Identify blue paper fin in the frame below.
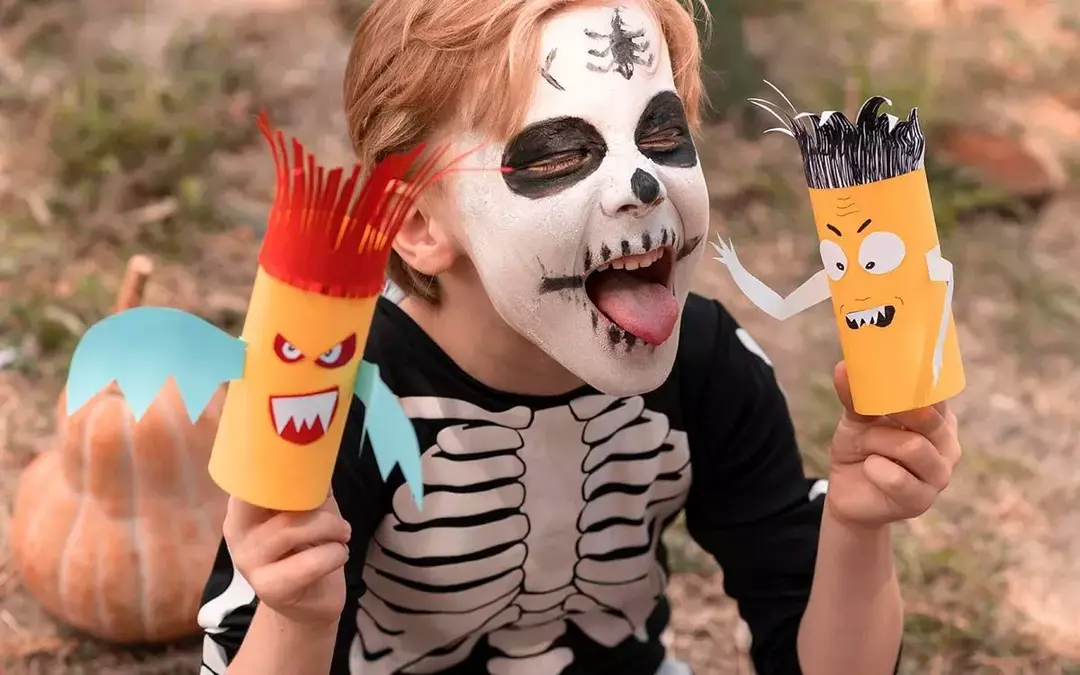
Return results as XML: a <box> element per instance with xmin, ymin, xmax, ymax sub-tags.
<box><xmin>355</xmin><ymin>360</ymin><xmax>424</xmax><ymax>508</ymax></box>
<box><xmin>66</xmin><ymin>307</ymin><xmax>246</xmax><ymax>423</ymax></box>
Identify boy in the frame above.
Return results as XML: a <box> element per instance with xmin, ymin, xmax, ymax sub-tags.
<box><xmin>198</xmin><ymin>1</ymin><xmax>961</xmax><ymax>673</ymax></box>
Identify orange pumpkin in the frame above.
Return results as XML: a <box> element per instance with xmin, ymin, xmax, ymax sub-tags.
<box><xmin>9</xmin><ymin>256</ymin><xmax>229</xmax><ymax>644</ymax></box>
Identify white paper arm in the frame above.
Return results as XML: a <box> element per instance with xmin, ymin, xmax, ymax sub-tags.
<box><xmin>926</xmin><ymin>246</ymin><xmax>954</xmax><ymax>386</ymax></box>
<box><xmin>712</xmin><ymin>237</ymin><xmax>831</xmax><ymax>321</ymax></box>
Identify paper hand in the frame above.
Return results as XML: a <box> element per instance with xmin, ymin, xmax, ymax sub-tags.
<box><xmin>925</xmin><ymin>246</ymin><xmax>954</xmax><ymax>386</ymax></box>
<box><xmin>712</xmin><ymin>234</ymin><xmax>832</xmax><ymax>321</ymax></box>
<box><xmin>355</xmin><ymin>361</ymin><xmax>424</xmax><ymax>509</ymax></box>
<box><xmin>65</xmin><ymin>307</ymin><xmax>246</xmax><ymax>422</ymax></box>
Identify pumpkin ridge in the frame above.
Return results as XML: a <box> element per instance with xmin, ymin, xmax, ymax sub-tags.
<box><xmin>57</xmin><ymin>399</ymin><xmax>103</xmax><ymax>620</ymax></box>
<box><xmin>122</xmin><ymin>408</ymin><xmax>155</xmax><ymax>636</ymax></box>
<box><xmin>163</xmin><ymin>384</ymin><xmax>216</xmax><ymax>542</ymax></box>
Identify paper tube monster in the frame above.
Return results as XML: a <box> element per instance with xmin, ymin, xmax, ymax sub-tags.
<box><xmin>713</xmin><ymin>83</ymin><xmax>965</xmax><ymax>416</ymax></box>
<box><xmin>63</xmin><ymin>112</ymin><xmax>455</xmax><ymax>511</ymax></box>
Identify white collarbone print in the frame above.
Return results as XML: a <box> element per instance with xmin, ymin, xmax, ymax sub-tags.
<box><xmin>351</xmin><ymin>393</ymin><xmax>692</xmax><ymax>674</ymax></box>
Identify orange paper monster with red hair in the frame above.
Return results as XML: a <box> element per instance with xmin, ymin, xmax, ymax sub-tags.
<box><xmin>64</xmin><ymin>113</ymin><xmax>457</xmax><ymax>511</ymax></box>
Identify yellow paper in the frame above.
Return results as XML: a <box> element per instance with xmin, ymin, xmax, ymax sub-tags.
<box><xmin>808</xmin><ymin>168</ymin><xmax>964</xmax><ymax>415</ymax></box>
<box><xmin>208</xmin><ymin>267</ymin><xmax>378</xmax><ymax>511</ymax></box>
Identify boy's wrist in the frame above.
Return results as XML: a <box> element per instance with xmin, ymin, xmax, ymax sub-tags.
<box><xmin>823</xmin><ymin>492</ymin><xmax>896</xmax><ymax>538</ymax></box>
<box><xmin>256</xmin><ymin>602</ymin><xmax>341</xmax><ymax>638</ymax></box>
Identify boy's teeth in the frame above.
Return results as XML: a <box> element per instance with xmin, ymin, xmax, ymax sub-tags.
<box><xmin>600</xmin><ymin>247</ymin><xmax>662</xmax><ymax>272</ymax></box>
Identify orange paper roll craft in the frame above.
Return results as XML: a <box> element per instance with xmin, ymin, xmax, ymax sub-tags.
<box><xmin>713</xmin><ymin>85</ymin><xmax>965</xmax><ymax>415</ymax></box>
<box><xmin>207</xmin><ymin>113</ymin><xmax>449</xmax><ymax>510</ymax></box>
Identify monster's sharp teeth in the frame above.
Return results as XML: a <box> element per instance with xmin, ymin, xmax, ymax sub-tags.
<box><xmin>302</xmin><ymin>397</ymin><xmax>322</xmax><ymax>430</ymax></box>
<box><xmin>271</xmin><ymin>398</ymin><xmax>292</xmax><ymax>434</ymax></box>
<box><xmin>270</xmin><ymin>389</ymin><xmax>339</xmax><ymax>436</ymax></box>
<box><xmin>315</xmin><ymin>392</ymin><xmax>337</xmax><ymax>430</ymax></box>
<box><xmin>611</xmin><ymin>260</ymin><xmax>626</xmax><ymax>270</ymax></box>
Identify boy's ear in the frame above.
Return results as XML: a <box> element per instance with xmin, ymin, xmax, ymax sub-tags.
<box><xmin>390</xmin><ymin>180</ymin><xmax>460</xmax><ymax>277</ymax></box>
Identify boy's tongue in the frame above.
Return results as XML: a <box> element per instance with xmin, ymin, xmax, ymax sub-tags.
<box><xmin>591</xmin><ymin>270</ymin><xmax>678</xmax><ymax>345</ymax></box>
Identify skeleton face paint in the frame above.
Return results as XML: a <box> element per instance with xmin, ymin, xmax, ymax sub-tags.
<box><xmin>448</xmin><ymin>3</ymin><xmax>709</xmax><ymax>396</ymax></box>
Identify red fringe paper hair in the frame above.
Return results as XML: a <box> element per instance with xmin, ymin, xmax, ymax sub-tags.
<box><xmin>255</xmin><ymin>111</ymin><xmax>453</xmax><ymax>298</ymax></box>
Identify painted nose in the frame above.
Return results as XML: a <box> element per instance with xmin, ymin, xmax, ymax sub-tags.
<box><xmin>631</xmin><ymin>168</ymin><xmax>661</xmax><ymax>205</ymax></box>
<box><xmin>600</xmin><ymin>167</ymin><xmax>667</xmax><ymax>217</ymax></box>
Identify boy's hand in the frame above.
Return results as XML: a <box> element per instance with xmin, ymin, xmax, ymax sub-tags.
<box><xmin>825</xmin><ymin>361</ymin><xmax>962</xmax><ymax>529</ymax></box>
<box><xmin>222</xmin><ymin>492</ymin><xmax>351</xmax><ymax>628</ymax></box>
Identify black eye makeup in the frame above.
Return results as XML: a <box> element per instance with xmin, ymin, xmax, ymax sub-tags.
<box><xmin>634</xmin><ymin>90</ymin><xmax>697</xmax><ymax>168</ymax></box>
<box><xmin>502</xmin><ymin>116</ymin><xmax>607</xmax><ymax>199</ymax></box>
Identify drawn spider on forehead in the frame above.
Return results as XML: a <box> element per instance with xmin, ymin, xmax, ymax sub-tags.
<box><xmin>748</xmin><ymin>80</ymin><xmax>926</xmax><ymax>190</ymax></box>
<box><xmin>585</xmin><ymin>7</ymin><xmax>654</xmax><ymax>80</ymax></box>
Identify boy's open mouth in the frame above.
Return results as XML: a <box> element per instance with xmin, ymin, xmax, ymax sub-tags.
<box><xmin>584</xmin><ymin>246</ymin><xmax>677</xmax><ymax>345</ymax></box>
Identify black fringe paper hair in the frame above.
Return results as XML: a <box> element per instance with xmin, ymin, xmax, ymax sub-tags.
<box><xmin>750</xmin><ymin>81</ymin><xmax>926</xmax><ymax>190</ymax></box>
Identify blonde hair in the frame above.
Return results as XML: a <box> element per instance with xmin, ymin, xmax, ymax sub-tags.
<box><xmin>344</xmin><ymin>0</ymin><xmax>709</xmax><ymax>303</ymax></box>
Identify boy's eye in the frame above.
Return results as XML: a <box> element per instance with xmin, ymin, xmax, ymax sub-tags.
<box><xmin>518</xmin><ymin>149</ymin><xmax>590</xmax><ymax>178</ymax></box>
<box><xmin>638</xmin><ymin>129</ymin><xmax>683</xmax><ymax>152</ymax></box>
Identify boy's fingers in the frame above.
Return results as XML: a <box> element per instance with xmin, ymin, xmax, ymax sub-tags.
<box><xmin>889</xmin><ymin>403</ymin><xmax>960</xmax><ymax>466</ymax></box>
<box><xmin>319</xmin><ymin>491</ymin><xmax>343</xmax><ymax>516</ymax></box>
<box><xmin>858</xmin><ymin>426</ymin><xmax>951</xmax><ymax>491</ymax></box>
<box><xmin>832</xmin><ymin>362</ymin><xmax>878</xmax><ymax>425</ymax></box>
<box><xmin>246</xmin><ymin>511</ymin><xmax>352</xmax><ymax>567</ymax></box>
<box><xmin>862</xmin><ymin>455</ymin><xmax>936</xmax><ymax>514</ymax></box>
<box><xmin>250</xmin><ymin>543</ymin><xmax>349</xmax><ymax>605</ymax></box>
<box><xmin>223</xmin><ymin>497</ymin><xmax>276</xmax><ymax>542</ymax></box>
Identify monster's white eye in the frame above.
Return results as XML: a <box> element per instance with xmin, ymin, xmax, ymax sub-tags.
<box><xmin>858</xmin><ymin>231</ymin><xmax>906</xmax><ymax>275</ymax></box>
<box><xmin>820</xmin><ymin>240</ymin><xmax>848</xmax><ymax>280</ymax></box>
<box><xmin>273</xmin><ymin>334</ymin><xmax>304</xmax><ymax>363</ymax></box>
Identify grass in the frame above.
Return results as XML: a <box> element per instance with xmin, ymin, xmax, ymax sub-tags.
<box><xmin>0</xmin><ymin>11</ymin><xmax>267</xmax><ymax>384</ymax></box>
<box><xmin>46</xmin><ymin>31</ymin><xmax>261</xmax><ymax>257</ymax></box>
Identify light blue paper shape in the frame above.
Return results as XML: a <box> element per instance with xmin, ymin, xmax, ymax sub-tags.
<box><xmin>66</xmin><ymin>307</ymin><xmax>246</xmax><ymax>423</ymax></box>
<box><xmin>355</xmin><ymin>360</ymin><xmax>424</xmax><ymax>508</ymax></box>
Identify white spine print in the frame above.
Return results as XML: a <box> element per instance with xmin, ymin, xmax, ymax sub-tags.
<box><xmin>197</xmin><ymin>565</ymin><xmax>257</xmax><ymax>674</ymax></box>
<box><xmin>352</xmin><ymin>394</ymin><xmax>691</xmax><ymax>674</ymax></box>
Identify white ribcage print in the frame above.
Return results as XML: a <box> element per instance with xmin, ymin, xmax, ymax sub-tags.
<box><xmin>351</xmin><ymin>394</ymin><xmax>692</xmax><ymax>674</ymax></box>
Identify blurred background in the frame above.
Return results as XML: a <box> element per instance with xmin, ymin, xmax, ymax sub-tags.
<box><xmin>0</xmin><ymin>0</ymin><xmax>1077</xmax><ymax>673</ymax></box>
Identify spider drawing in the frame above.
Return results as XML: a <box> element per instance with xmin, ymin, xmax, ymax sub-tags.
<box><xmin>584</xmin><ymin>7</ymin><xmax>653</xmax><ymax>80</ymax></box>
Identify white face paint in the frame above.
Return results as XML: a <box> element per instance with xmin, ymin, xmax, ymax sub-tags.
<box><xmin>448</xmin><ymin>2</ymin><xmax>709</xmax><ymax>395</ymax></box>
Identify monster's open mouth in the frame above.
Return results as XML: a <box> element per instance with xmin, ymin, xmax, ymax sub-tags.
<box><xmin>585</xmin><ymin>246</ymin><xmax>676</xmax><ymax>345</ymax></box>
<box><xmin>268</xmin><ymin>387</ymin><xmax>339</xmax><ymax>445</ymax></box>
<box><xmin>845</xmin><ymin>305</ymin><xmax>896</xmax><ymax>330</ymax></box>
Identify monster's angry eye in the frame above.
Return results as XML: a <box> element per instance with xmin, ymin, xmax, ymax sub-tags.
<box><xmin>316</xmin><ymin>334</ymin><xmax>357</xmax><ymax>369</ymax></box>
<box><xmin>273</xmin><ymin>334</ymin><xmax>304</xmax><ymax>362</ymax></box>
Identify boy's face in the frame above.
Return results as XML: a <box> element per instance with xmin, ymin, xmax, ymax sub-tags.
<box><xmin>448</xmin><ymin>2</ymin><xmax>709</xmax><ymax>395</ymax></box>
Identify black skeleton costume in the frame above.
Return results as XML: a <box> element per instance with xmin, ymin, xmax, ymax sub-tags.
<box><xmin>198</xmin><ymin>293</ymin><xmax>829</xmax><ymax>675</ymax></box>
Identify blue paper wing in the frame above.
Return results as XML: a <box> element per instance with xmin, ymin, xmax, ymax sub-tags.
<box><xmin>66</xmin><ymin>307</ymin><xmax>246</xmax><ymax>423</ymax></box>
<box><xmin>354</xmin><ymin>360</ymin><xmax>424</xmax><ymax>508</ymax></box>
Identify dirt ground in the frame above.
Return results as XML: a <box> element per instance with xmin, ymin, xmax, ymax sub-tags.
<box><xmin>1</xmin><ymin>1</ymin><xmax>1079</xmax><ymax>674</ymax></box>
